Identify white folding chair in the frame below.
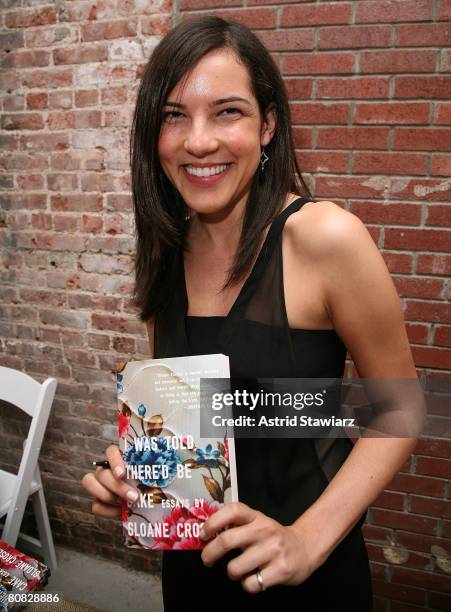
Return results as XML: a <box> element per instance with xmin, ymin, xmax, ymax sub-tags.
<box><xmin>0</xmin><ymin>366</ymin><xmax>58</xmax><ymax>569</ymax></box>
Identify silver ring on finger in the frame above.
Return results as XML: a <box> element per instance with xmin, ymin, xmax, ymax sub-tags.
<box><xmin>256</xmin><ymin>568</ymin><xmax>265</xmax><ymax>592</ymax></box>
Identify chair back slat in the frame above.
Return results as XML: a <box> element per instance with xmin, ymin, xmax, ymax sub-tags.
<box><xmin>0</xmin><ymin>367</ymin><xmax>43</xmax><ymax>417</ymax></box>
<box><xmin>0</xmin><ymin>367</ymin><xmax>57</xmax><ymax>548</ymax></box>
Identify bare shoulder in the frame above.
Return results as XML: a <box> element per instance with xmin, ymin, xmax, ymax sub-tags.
<box><xmin>285</xmin><ymin>200</ymin><xmax>373</xmax><ymax>260</ymax></box>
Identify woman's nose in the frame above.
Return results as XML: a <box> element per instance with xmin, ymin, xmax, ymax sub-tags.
<box><xmin>183</xmin><ymin>119</ymin><xmax>219</xmax><ymax>156</ymax></box>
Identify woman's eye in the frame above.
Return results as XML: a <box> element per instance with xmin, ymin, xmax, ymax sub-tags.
<box><xmin>220</xmin><ymin>107</ymin><xmax>242</xmax><ymax>117</ymax></box>
<box><xmin>162</xmin><ymin>111</ymin><xmax>183</xmax><ymax>123</ymax></box>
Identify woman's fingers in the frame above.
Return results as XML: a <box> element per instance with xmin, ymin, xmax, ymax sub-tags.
<box><xmin>95</xmin><ymin>467</ymin><xmax>139</xmax><ymax>503</ymax></box>
<box><xmin>81</xmin><ymin>471</ymin><xmax>121</xmax><ymax>505</ymax></box>
<box><xmin>227</xmin><ymin>543</ymin><xmax>273</xmax><ymax>584</ymax></box>
<box><xmin>201</xmin><ymin>525</ymin><xmax>258</xmax><ymax>567</ymax></box>
<box><xmin>105</xmin><ymin>444</ymin><xmax>126</xmax><ymax>479</ymax></box>
<box><xmin>92</xmin><ymin>500</ymin><xmax>122</xmax><ymax>519</ymax></box>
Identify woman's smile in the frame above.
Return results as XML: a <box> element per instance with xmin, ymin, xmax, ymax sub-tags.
<box><xmin>182</xmin><ymin>163</ymin><xmax>233</xmax><ymax>185</ymax></box>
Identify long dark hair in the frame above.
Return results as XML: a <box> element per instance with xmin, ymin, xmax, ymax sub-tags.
<box><xmin>131</xmin><ymin>15</ymin><xmax>312</xmax><ymax>322</ymax></box>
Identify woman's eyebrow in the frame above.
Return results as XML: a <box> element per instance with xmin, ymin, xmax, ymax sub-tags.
<box><xmin>163</xmin><ymin>96</ymin><xmax>252</xmax><ymax>108</ymax></box>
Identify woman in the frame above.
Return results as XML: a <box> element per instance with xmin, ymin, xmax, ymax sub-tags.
<box><xmin>81</xmin><ymin>16</ymin><xmax>422</xmax><ymax>610</ymax></box>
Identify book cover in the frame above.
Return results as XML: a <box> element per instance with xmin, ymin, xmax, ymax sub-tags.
<box><xmin>0</xmin><ymin>540</ymin><xmax>50</xmax><ymax>611</ymax></box>
<box><xmin>115</xmin><ymin>353</ymin><xmax>238</xmax><ymax>550</ymax></box>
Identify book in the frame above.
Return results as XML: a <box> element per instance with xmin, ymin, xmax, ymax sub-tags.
<box><xmin>0</xmin><ymin>540</ymin><xmax>50</xmax><ymax>611</ymax></box>
<box><xmin>115</xmin><ymin>353</ymin><xmax>239</xmax><ymax>550</ymax></box>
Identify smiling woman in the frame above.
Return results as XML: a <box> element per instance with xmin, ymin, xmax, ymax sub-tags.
<box><xmin>80</xmin><ymin>15</ymin><xmax>424</xmax><ymax>612</ymax></box>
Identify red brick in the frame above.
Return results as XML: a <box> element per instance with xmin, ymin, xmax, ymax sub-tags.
<box><xmin>392</xmin><ymin>276</ymin><xmax>444</xmax><ymax>299</ymax></box>
<box><xmin>296</xmin><ymin>150</ymin><xmax>348</xmax><ymax>173</ymax></box>
<box><xmin>434</xmin><ymin>102</ymin><xmax>451</xmax><ymax>125</ymax></box>
<box><xmin>183</xmin><ymin>8</ymin><xmax>276</xmax><ymax>30</ymax></box>
<box><xmin>284</xmin><ymin>52</ymin><xmax>355</xmax><ymax>75</ymax></box>
<box><xmin>101</xmin><ymin>87</ymin><xmax>127</xmax><ymax>105</ymax></box>
<box><xmin>390</xmin><ymin>178</ymin><xmax>451</xmax><ymax>202</ymax></box>
<box><xmin>384</xmin><ymin>228</ymin><xmax>450</xmax><ymax>252</ymax></box>
<box><xmin>389</xmin><ymin>473</ymin><xmax>447</xmax><ymax>498</ymax></box>
<box><xmin>22</xmin><ymin>69</ymin><xmax>73</xmax><ymax>90</ymax></box>
<box><xmin>48</xmin><ymin>111</ymin><xmax>75</xmax><ymax>130</ymax></box>
<box><xmin>360</xmin><ymin>50</ymin><xmax>436</xmax><ymax>74</ymax></box>
<box><xmin>395</xmin><ymin>76</ymin><xmax>451</xmax><ymax>100</ymax></box>
<box><xmin>416</xmin><ymin>456</ymin><xmax>451</xmax><ymax>479</ymax></box>
<box><xmin>395</xmin><ymin>530</ymin><xmax>450</xmax><ymax>554</ymax></box>
<box><xmin>1</xmin><ymin>49</ymin><xmax>50</xmax><ymax>69</ymax></box>
<box><xmin>91</xmin><ymin>314</ymin><xmax>142</xmax><ymax>335</ymax></box>
<box><xmin>434</xmin><ymin>326</ymin><xmax>451</xmax><ymax>348</ymax></box>
<box><xmin>438</xmin><ymin>0</ymin><xmax>451</xmax><ymax>19</ymax></box>
<box><xmin>381</xmin><ymin>252</ymin><xmax>414</xmax><ymax>274</ymax></box>
<box><xmin>284</xmin><ymin>79</ymin><xmax>313</xmax><ymax>99</ymax></box>
<box><xmin>319</xmin><ymin>24</ymin><xmax>392</xmax><ymax>49</ymax></box>
<box><xmin>372</xmin><ymin>578</ymin><xmax>426</xmax><ymax>605</ymax></box>
<box><xmin>412</xmin><ymin>346</ymin><xmax>451</xmax><ymax>370</ymax></box>
<box><xmin>50</xmin><ymin>194</ymin><xmax>102</xmax><ymax>213</ymax></box>
<box><xmin>281</xmin><ymin>2</ymin><xmax>352</xmax><ymax>27</ymax></box>
<box><xmin>355</xmin><ymin>102</ymin><xmax>430</xmax><ymax>125</ymax></box>
<box><xmin>431</xmin><ymin>154</ymin><xmax>451</xmax><ymax>177</ymax></box>
<box><xmin>81</xmin><ymin>20</ymin><xmax>137</xmax><ymax>42</ymax></box>
<box><xmin>53</xmin><ymin>45</ymin><xmax>108</xmax><ymax>66</ymax></box>
<box><xmin>373</xmin><ymin>491</ymin><xmax>406</xmax><ymax>511</ymax></box>
<box><xmin>3</xmin><ymin>95</ymin><xmax>25</xmax><ymax>112</ymax></box>
<box><xmin>397</xmin><ymin>23</ymin><xmax>451</xmax><ymax>47</ymax></box>
<box><xmin>349</xmin><ymin>201</ymin><xmax>421</xmax><ymax>226</ymax></box>
<box><xmin>372</xmin><ymin>508</ymin><xmax>438</xmax><ymax>535</ymax></box>
<box><xmin>40</xmin><ymin>309</ymin><xmax>89</xmax><ymax>330</ymax></box>
<box><xmin>0</xmin><ymin>31</ymin><xmax>24</xmax><ymax>51</ymax></box>
<box><xmin>141</xmin><ymin>15</ymin><xmax>171</xmax><ymax>36</ymax></box>
<box><xmin>47</xmin><ymin>173</ymin><xmax>78</xmax><ymax>192</ymax></box>
<box><xmin>5</xmin><ymin>7</ymin><xmax>57</xmax><ymax>28</ymax></box>
<box><xmin>356</xmin><ymin>0</ymin><xmax>432</xmax><ymax>24</ymax></box>
<box><xmin>429</xmin><ymin>591</ymin><xmax>451</xmax><ymax>610</ymax></box>
<box><xmin>391</xmin><ymin>566</ymin><xmax>451</xmax><ymax>596</ymax></box>
<box><xmin>406</xmin><ymin>300</ymin><xmax>451</xmax><ymax>324</ymax></box>
<box><xmin>426</xmin><ymin>204</ymin><xmax>451</xmax><ymax>227</ymax></box>
<box><xmin>257</xmin><ymin>29</ymin><xmax>314</xmax><ymax>52</ymax></box>
<box><xmin>316</xmin><ymin>77</ymin><xmax>389</xmax><ymax>100</ymax></box>
<box><xmin>417</xmin><ymin>254</ymin><xmax>451</xmax><ymax>277</ymax></box>
<box><xmin>81</xmin><ymin>215</ymin><xmax>103</xmax><ymax>233</ymax></box>
<box><xmin>74</xmin><ymin>90</ymin><xmax>98</xmax><ymax>108</ymax></box>
<box><xmin>105</xmin><ymin>194</ymin><xmax>132</xmax><ymax>212</ymax></box>
<box><xmin>26</xmin><ymin>93</ymin><xmax>48</xmax><ymax>110</ymax></box>
<box><xmin>290</xmin><ymin>102</ymin><xmax>349</xmax><ymax>124</ymax></box>
<box><xmin>17</xmin><ymin>174</ymin><xmax>44</xmax><ymax>190</ymax></box>
<box><xmin>405</xmin><ymin>323</ymin><xmax>429</xmax><ymax>344</ymax></box>
<box><xmin>410</xmin><ymin>495</ymin><xmax>451</xmax><ymax>518</ymax></box>
<box><xmin>394</xmin><ymin>128</ymin><xmax>451</xmax><ymax>152</ymax></box>
<box><xmin>53</xmin><ymin>215</ymin><xmax>78</xmax><ymax>232</ymax></box>
<box><xmin>1</xmin><ymin>113</ymin><xmax>44</xmax><ymax>130</ymax></box>
<box><xmin>180</xmin><ymin>0</ymin><xmax>246</xmax><ymax>7</ymax></box>
<box><xmin>49</xmin><ymin>152</ymin><xmax>81</xmax><ymax>172</ymax></box>
<box><xmin>353</xmin><ymin>152</ymin><xmax>427</xmax><ymax>175</ymax></box>
<box><xmin>317</xmin><ymin>127</ymin><xmax>389</xmax><ymax>149</ymax></box>
<box><xmin>416</xmin><ymin>438</ymin><xmax>451</xmax><ymax>458</ymax></box>
<box><xmin>87</xmin><ymin>333</ymin><xmax>110</xmax><ymax>350</ymax></box>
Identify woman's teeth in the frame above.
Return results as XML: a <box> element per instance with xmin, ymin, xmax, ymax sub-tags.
<box><xmin>185</xmin><ymin>164</ymin><xmax>229</xmax><ymax>177</ymax></box>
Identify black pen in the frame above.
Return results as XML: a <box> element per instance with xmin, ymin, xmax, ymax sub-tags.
<box><xmin>92</xmin><ymin>460</ymin><xmax>110</xmax><ymax>468</ymax></box>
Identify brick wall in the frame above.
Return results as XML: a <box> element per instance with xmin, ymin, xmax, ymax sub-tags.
<box><xmin>0</xmin><ymin>0</ymin><xmax>450</xmax><ymax>609</ymax></box>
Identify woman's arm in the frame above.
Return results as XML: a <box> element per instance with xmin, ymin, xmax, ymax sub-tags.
<box><xmin>200</xmin><ymin>202</ymin><xmax>425</xmax><ymax>591</ymax></box>
<box><xmin>289</xmin><ymin>202</ymin><xmax>424</xmax><ymax>568</ymax></box>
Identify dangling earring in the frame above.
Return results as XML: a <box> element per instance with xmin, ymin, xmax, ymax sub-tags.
<box><xmin>260</xmin><ymin>147</ymin><xmax>269</xmax><ymax>173</ymax></box>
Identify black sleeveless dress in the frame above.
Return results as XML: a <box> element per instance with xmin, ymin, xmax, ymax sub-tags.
<box><xmin>154</xmin><ymin>197</ymin><xmax>373</xmax><ymax>610</ymax></box>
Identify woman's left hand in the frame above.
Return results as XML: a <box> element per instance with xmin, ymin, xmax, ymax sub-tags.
<box><xmin>200</xmin><ymin>501</ymin><xmax>320</xmax><ymax>593</ymax></box>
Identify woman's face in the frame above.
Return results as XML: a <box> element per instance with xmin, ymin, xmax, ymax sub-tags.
<box><xmin>158</xmin><ymin>48</ymin><xmax>275</xmax><ymax>218</ymax></box>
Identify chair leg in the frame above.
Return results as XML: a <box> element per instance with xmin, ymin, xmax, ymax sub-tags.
<box><xmin>32</xmin><ymin>488</ymin><xmax>58</xmax><ymax>570</ymax></box>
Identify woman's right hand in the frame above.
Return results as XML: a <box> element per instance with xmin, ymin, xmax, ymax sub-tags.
<box><xmin>81</xmin><ymin>444</ymin><xmax>139</xmax><ymax>519</ymax></box>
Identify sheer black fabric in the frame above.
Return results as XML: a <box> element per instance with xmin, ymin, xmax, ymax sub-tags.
<box><xmin>154</xmin><ymin>197</ymin><xmax>373</xmax><ymax>610</ymax></box>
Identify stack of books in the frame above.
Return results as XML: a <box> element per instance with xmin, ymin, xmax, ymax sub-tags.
<box><xmin>0</xmin><ymin>540</ymin><xmax>50</xmax><ymax>611</ymax></box>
